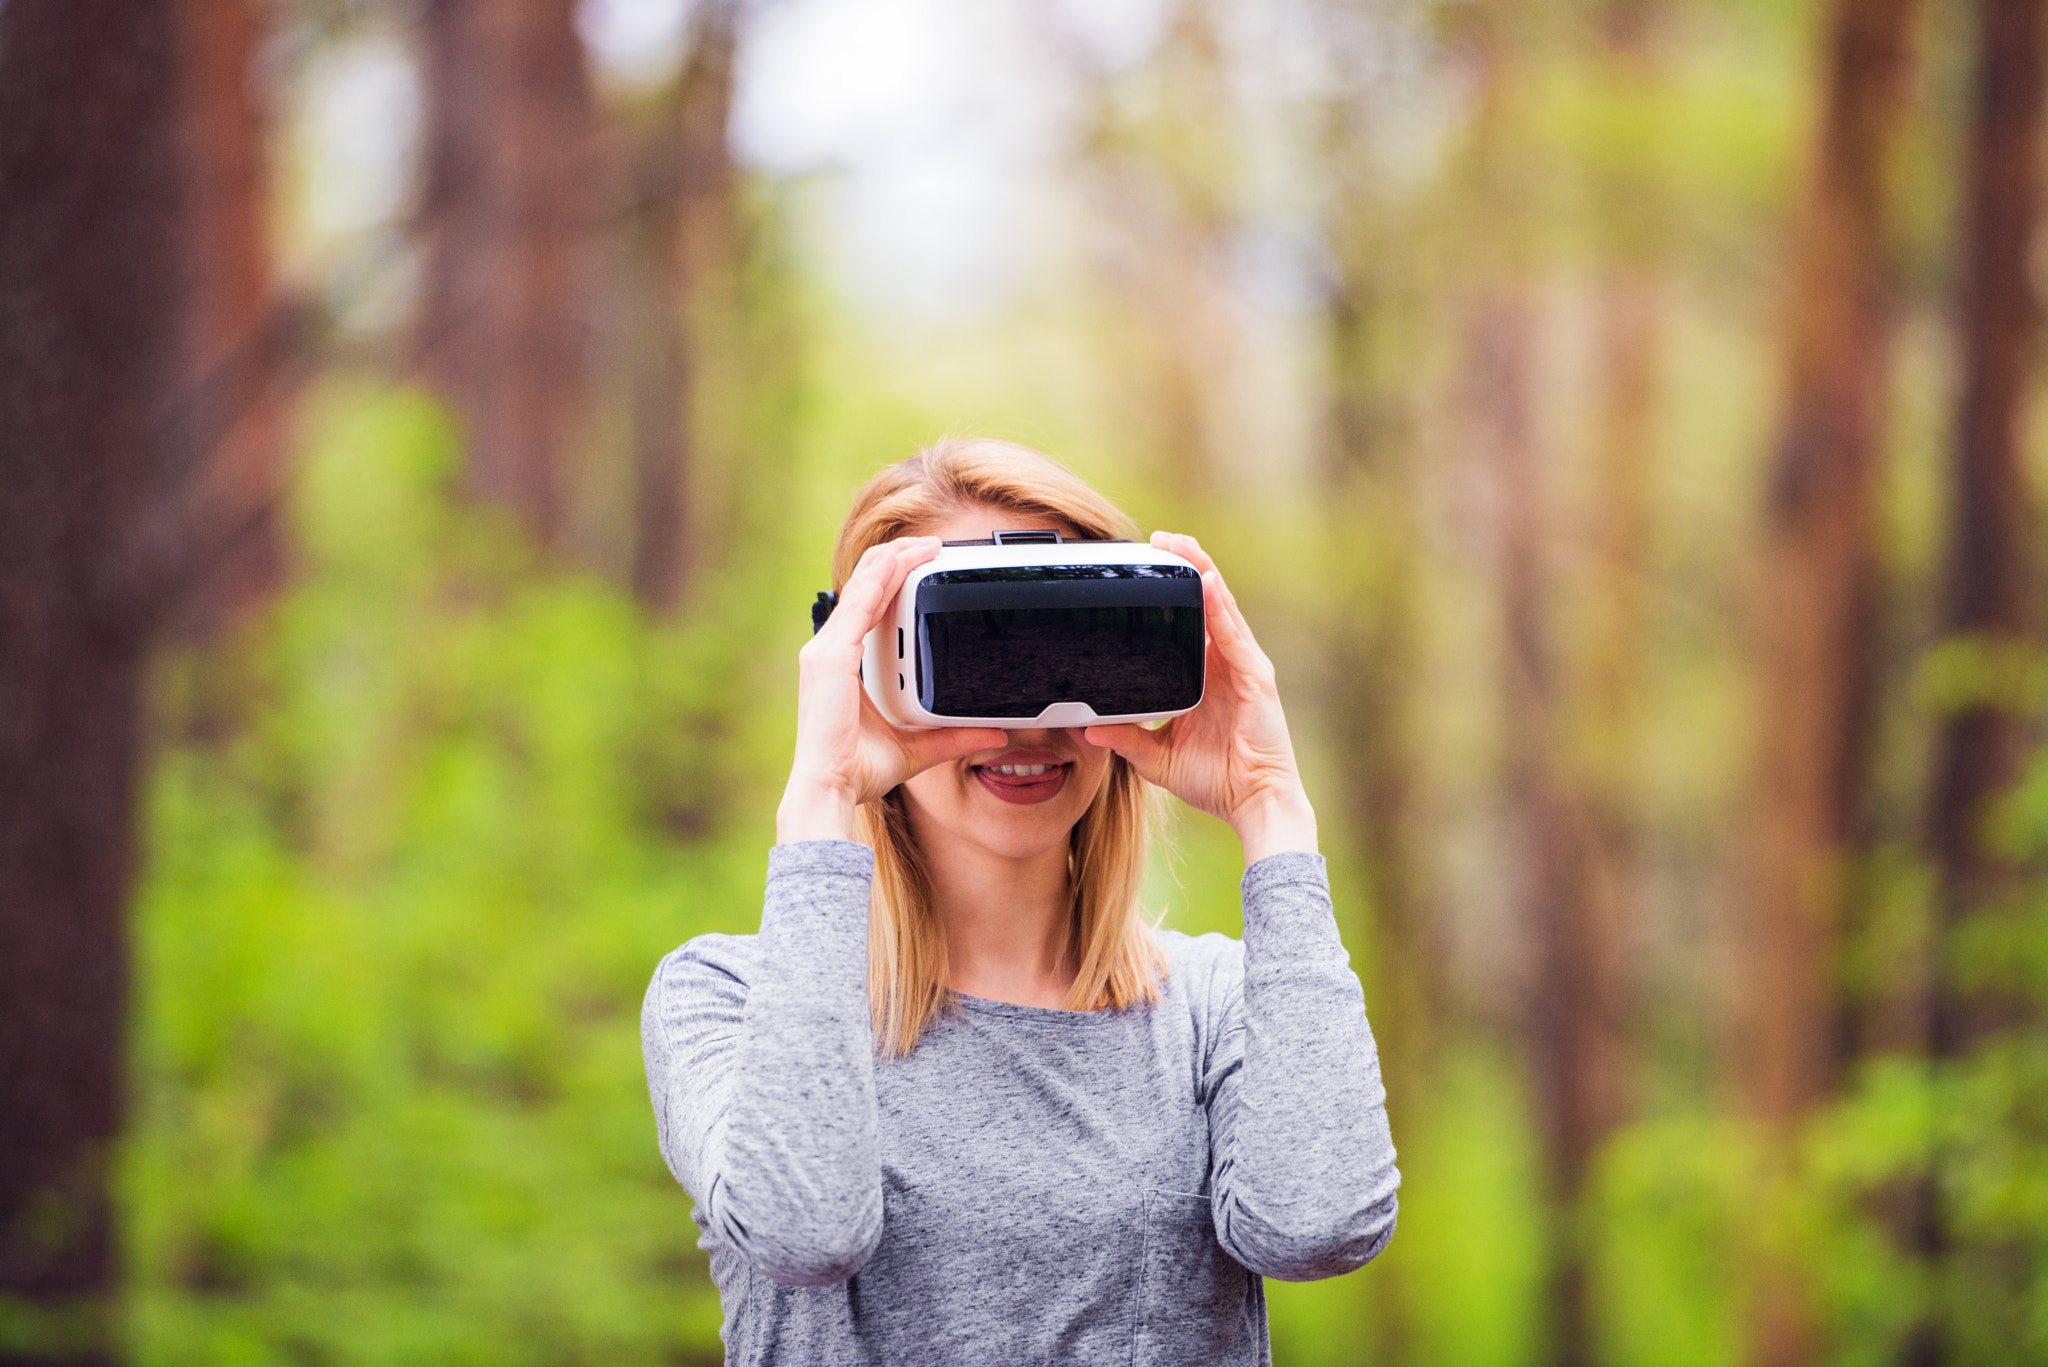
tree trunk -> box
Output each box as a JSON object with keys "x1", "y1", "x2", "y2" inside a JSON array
[
  {"x1": 1928, "y1": 0, "x2": 2042, "y2": 1063},
  {"x1": 1056, "y1": 0, "x2": 1237, "y2": 509},
  {"x1": 1477, "y1": 281, "x2": 1606, "y2": 1367},
  {"x1": 1736, "y1": 0, "x2": 1920, "y2": 1360},
  {"x1": 0, "y1": 1, "x2": 184, "y2": 1361},
  {"x1": 1912, "y1": 1, "x2": 2044, "y2": 1361},
  {"x1": 1310, "y1": 19, "x2": 1434, "y2": 1354},
  {"x1": 629, "y1": 0, "x2": 742, "y2": 613},
  {"x1": 1578, "y1": 257, "x2": 1655, "y2": 1135},
  {"x1": 1534, "y1": 9, "x2": 1664, "y2": 1361},
  {"x1": 1322, "y1": 285, "x2": 1434, "y2": 1100},
  {"x1": 1451, "y1": 6, "x2": 1629, "y2": 1360},
  {"x1": 172, "y1": 0, "x2": 284, "y2": 638},
  {"x1": 413, "y1": 0, "x2": 600, "y2": 548}
]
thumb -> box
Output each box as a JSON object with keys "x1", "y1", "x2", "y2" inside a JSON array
[
  {"x1": 1084, "y1": 723, "x2": 1168, "y2": 782},
  {"x1": 900, "y1": 726, "x2": 1008, "y2": 776}
]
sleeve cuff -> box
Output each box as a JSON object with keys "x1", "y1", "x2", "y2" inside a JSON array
[
  {"x1": 1240, "y1": 851, "x2": 1343, "y2": 962},
  {"x1": 767, "y1": 839, "x2": 876, "y2": 881},
  {"x1": 759, "y1": 840, "x2": 875, "y2": 955},
  {"x1": 1241, "y1": 850, "x2": 1328, "y2": 898}
]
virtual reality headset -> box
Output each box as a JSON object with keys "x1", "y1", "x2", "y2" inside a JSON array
[{"x1": 812, "y1": 530, "x2": 1207, "y2": 729}]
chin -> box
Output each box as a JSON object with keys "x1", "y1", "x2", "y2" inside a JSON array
[{"x1": 963, "y1": 814, "x2": 1081, "y2": 862}]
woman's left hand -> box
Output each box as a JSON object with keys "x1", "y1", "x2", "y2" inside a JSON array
[{"x1": 1084, "y1": 532, "x2": 1318, "y2": 865}]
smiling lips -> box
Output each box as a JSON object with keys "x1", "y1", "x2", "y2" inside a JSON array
[{"x1": 971, "y1": 754, "x2": 1072, "y2": 805}]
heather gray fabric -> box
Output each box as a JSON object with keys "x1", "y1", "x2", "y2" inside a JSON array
[{"x1": 641, "y1": 840, "x2": 1399, "y2": 1367}]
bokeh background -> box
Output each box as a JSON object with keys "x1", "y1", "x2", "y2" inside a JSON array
[{"x1": 2, "y1": 0, "x2": 2045, "y2": 1363}]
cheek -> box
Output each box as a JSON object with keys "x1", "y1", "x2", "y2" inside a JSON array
[
  {"x1": 1066, "y1": 754, "x2": 1115, "y2": 815},
  {"x1": 901, "y1": 765, "x2": 968, "y2": 825}
]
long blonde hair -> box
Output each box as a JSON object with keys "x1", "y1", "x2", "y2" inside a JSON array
[{"x1": 833, "y1": 437, "x2": 1168, "y2": 1056}]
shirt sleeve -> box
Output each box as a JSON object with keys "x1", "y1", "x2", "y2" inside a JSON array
[
  {"x1": 641, "y1": 839, "x2": 884, "y2": 1286},
  {"x1": 1203, "y1": 851, "x2": 1401, "y2": 1281}
]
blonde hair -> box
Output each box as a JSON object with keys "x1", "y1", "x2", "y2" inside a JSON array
[{"x1": 833, "y1": 437, "x2": 1168, "y2": 1056}]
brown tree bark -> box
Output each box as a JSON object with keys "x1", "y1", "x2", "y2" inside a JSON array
[
  {"x1": 1479, "y1": 282, "x2": 1609, "y2": 1367},
  {"x1": 1581, "y1": 0, "x2": 1660, "y2": 1037},
  {"x1": 628, "y1": 0, "x2": 743, "y2": 613},
  {"x1": 1575, "y1": 257, "x2": 1654, "y2": 1145},
  {"x1": 1739, "y1": 0, "x2": 1917, "y2": 1132},
  {"x1": 1452, "y1": 6, "x2": 1631, "y2": 1361},
  {"x1": 1736, "y1": 0, "x2": 1920, "y2": 1362},
  {"x1": 1909, "y1": 2, "x2": 2044, "y2": 1362},
  {"x1": 1321, "y1": 231, "x2": 1434, "y2": 1098},
  {"x1": 172, "y1": 0, "x2": 284, "y2": 637},
  {"x1": 1532, "y1": 12, "x2": 1664, "y2": 1365},
  {"x1": 1928, "y1": 0, "x2": 2042, "y2": 1061},
  {"x1": 413, "y1": 0, "x2": 601, "y2": 548},
  {"x1": 1054, "y1": 0, "x2": 1237, "y2": 508},
  {"x1": 1309, "y1": 7, "x2": 1435, "y2": 1356},
  {"x1": 0, "y1": 1, "x2": 184, "y2": 1361}
]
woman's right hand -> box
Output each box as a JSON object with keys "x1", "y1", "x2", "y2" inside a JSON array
[{"x1": 777, "y1": 536, "x2": 1008, "y2": 843}]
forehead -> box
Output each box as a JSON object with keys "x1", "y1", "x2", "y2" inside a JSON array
[{"x1": 924, "y1": 502, "x2": 1080, "y2": 544}]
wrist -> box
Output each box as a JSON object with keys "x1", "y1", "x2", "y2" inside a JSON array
[
  {"x1": 1231, "y1": 788, "x2": 1318, "y2": 866},
  {"x1": 777, "y1": 774, "x2": 858, "y2": 844}
]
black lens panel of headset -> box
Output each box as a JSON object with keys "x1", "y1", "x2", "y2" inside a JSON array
[{"x1": 913, "y1": 564, "x2": 1204, "y2": 719}]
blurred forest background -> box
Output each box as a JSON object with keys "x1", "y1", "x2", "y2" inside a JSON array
[{"x1": 2, "y1": 0, "x2": 2046, "y2": 1363}]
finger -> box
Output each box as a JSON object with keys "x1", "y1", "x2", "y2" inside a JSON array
[
  {"x1": 1083, "y1": 722, "x2": 1169, "y2": 782},
  {"x1": 898, "y1": 726, "x2": 1009, "y2": 778},
  {"x1": 844, "y1": 537, "x2": 932, "y2": 625},
  {"x1": 820, "y1": 536, "x2": 938, "y2": 651},
  {"x1": 1205, "y1": 571, "x2": 1267, "y2": 674},
  {"x1": 1151, "y1": 532, "x2": 1219, "y2": 651},
  {"x1": 1151, "y1": 529, "x2": 1219, "y2": 577},
  {"x1": 1203, "y1": 570, "x2": 1273, "y2": 683},
  {"x1": 814, "y1": 543, "x2": 896, "y2": 650},
  {"x1": 861, "y1": 535, "x2": 942, "y2": 635}
]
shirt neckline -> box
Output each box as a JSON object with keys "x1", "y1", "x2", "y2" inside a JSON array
[{"x1": 949, "y1": 990, "x2": 1117, "y2": 1025}]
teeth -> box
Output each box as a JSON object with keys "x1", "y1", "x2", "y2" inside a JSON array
[{"x1": 988, "y1": 763, "x2": 1056, "y2": 776}]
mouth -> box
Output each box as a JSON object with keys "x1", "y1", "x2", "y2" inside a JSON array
[{"x1": 970, "y1": 754, "x2": 1073, "y2": 806}]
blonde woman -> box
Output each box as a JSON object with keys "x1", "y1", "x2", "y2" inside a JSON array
[{"x1": 642, "y1": 439, "x2": 1398, "y2": 1365}]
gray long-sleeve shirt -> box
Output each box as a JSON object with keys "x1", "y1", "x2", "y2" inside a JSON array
[{"x1": 641, "y1": 840, "x2": 1399, "y2": 1366}]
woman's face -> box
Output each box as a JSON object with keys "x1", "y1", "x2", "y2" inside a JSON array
[{"x1": 897, "y1": 504, "x2": 1114, "y2": 863}]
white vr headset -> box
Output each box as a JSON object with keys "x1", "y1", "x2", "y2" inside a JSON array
[{"x1": 812, "y1": 530, "x2": 1207, "y2": 729}]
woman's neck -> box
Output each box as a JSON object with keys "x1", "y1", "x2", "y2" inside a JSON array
[{"x1": 919, "y1": 834, "x2": 1077, "y2": 1010}]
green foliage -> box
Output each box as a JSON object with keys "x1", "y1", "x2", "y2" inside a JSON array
[
  {"x1": 1590, "y1": 1116, "x2": 1750, "y2": 1367},
  {"x1": 1386, "y1": 1047, "x2": 1548, "y2": 1367},
  {"x1": 127, "y1": 386, "x2": 768, "y2": 1365},
  {"x1": 1777, "y1": 740, "x2": 2048, "y2": 1367}
]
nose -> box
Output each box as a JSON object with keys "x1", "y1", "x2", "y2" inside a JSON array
[
  {"x1": 1011, "y1": 728, "x2": 1094, "y2": 753},
  {"x1": 1035, "y1": 727, "x2": 1106, "y2": 752}
]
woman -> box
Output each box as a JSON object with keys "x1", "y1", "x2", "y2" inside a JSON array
[{"x1": 642, "y1": 439, "x2": 1398, "y2": 1366}]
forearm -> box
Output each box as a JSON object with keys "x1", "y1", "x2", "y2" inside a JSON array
[
  {"x1": 1231, "y1": 788, "x2": 1318, "y2": 866},
  {"x1": 1213, "y1": 852, "x2": 1399, "y2": 1279},
  {"x1": 697, "y1": 841, "x2": 885, "y2": 1282},
  {"x1": 777, "y1": 776, "x2": 856, "y2": 843}
]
